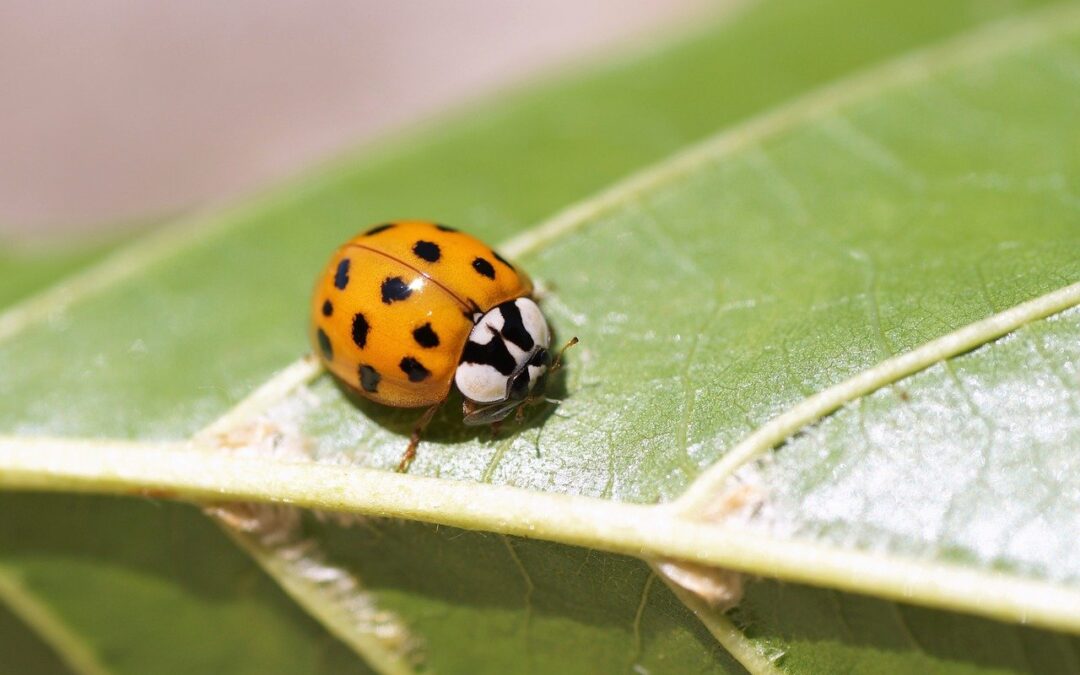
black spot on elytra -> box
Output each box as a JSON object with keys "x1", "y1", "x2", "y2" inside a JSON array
[
  {"x1": 321, "y1": 300, "x2": 333, "y2": 317},
  {"x1": 317, "y1": 328, "x2": 333, "y2": 361},
  {"x1": 381, "y1": 276, "x2": 412, "y2": 304},
  {"x1": 359, "y1": 364, "x2": 380, "y2": 392},
  {"x1": 412, "y1": 240, "x2": 441, "y2": 263},
  {"x1": 400, "y1": 357, "x2": 431, "y2": 382},
  {"x1": 492, "y1": 250, "x2": 514, "y2": 270},
  {"x1": 434, "y1": 223, "x2": 457, "y2": 232},
  {"x1": 461, "y1": 334, "x2": 516, "y2": 375},
  {"x1": 351, "y1": 312, "x2": 369, "y2": 348},
  {"x1": 497, "y1": 300, "x2": 534, "y2": 351},
  {"x1": 334, "y1": 259, "x2": 350, "y2": 289},
  {"x1": 364, "y1": 223, "x2": 395, "y2": 236},
  {"x1": 412, "y1": 323, "x2": 440, "y2": 348},
  {"x1": 472, "y1": 257, "x2": 496, "y2": 279}
]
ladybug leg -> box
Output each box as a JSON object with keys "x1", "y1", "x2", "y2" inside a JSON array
[
  {"x1": 397, "y1": 402, "x2": 441, "y2": 473},
  {"x1": 490, "y1": 420, "x2": 503, "y2": 438},
  {"x1": 508, "y1": 339, "x2": 577, "y2": 426}
]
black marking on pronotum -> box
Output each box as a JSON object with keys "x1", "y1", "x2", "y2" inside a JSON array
[
  {"x1": 497, "y1": 300, "x2": 534, "y2": 351},
  {"x1": 412, "y1": 323, "x2": 440, "y2": 348},
  {"x1": 352, "y1": 312, "x2": 369, "y2": 348},
  {"x1": 472, "y1": 257, "x2": 496, "y2": 279},
  {"x1": 321, "y1": 300, "x2": 333, "y2": 317},
  {"x1": 359, "y1": 364, "x2": 380, "y2": 392},
  {"x1": 334, "y1": 259, "x2": 350, "y2": 289},
  {"x1": 492, "y1": 250, "x2": 514, "y2": 270},
  {"x1": 381, "y1": 276, "x2": 412, "y2": 304},
  {"x1": 364, "y1": 223, "x2": 395, "y2": 236},
  {"x1": 461, "y1": 335, "x2": 516, "y2": 376},
  {"x1": 399, "y1": 357, "x2": 431, "y2": 382},
  {"x1": 434, "y1": 223, "x2": 457, "y2": 232},
  {"x1": 317, "y1": 328, "x2": 333, "y2": 361},
  {"x1": 412, "y1": 240, "x2": 441, "y2": 263},
  {"x1": 508, "y1": 368, "x2": 531, "y2": 400},
  {"x1": 528, "y1": 347, "x2": 549, "y2": 368}
]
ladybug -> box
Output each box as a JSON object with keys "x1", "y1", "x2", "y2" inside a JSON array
[{"x1": 310, "y1": 220, "x2": 575, "y2": 471}]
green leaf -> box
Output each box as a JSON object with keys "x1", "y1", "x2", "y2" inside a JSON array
[
  {"x1": 739, "y1": 308, "x2": 1080, "y2": 582},
  {"x1": 312, "y1": 519, "x2": 744, "y2": 675},
  {"x1": 0, "y1": 494, "x2": 368, "y2": 675},
  {"x1": 0, "y1": 239, "x2": 123, "y2": 308},
  {"x1": 1, "y1": 0, "x2": 1065, "y2": 439},
  {"x1": 0, "y1": 589, "x2": 72, "y2": 675},
  {"x1": 3, "y1": 1, "x2": 1080, "y2": 673},
  {"x1": 731, "y1": 581, "x2": 1080, "y2": 674}
]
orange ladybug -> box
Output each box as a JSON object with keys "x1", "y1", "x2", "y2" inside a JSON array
[{"x1": 310, "y1": 220, "x2": 574, "y2": 470}]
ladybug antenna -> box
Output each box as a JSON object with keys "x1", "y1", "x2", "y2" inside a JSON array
[{"x1": 549, "y1": 337, "x2": 579, "y2": 374}]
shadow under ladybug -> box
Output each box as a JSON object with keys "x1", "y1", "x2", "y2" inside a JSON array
[{"x1": 332, "y1": 335, "x2": 576, "y2": 470}]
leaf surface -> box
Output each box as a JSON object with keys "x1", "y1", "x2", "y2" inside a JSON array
[
  {"x1": 0, "y1": 494, "x2": 367, "y2": 675},
  {"x1": 2, "y1": 1, "x2": 1080, "y2": 673},
  {"x1": 0, "y1": 239, "x2": 124, "y2": 308}
]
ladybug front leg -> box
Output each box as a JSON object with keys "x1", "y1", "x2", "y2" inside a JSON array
[{"x1": 397, "y1": 402, "x2": 442, "y2": 473}]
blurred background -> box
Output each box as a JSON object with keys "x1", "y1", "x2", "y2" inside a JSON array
[{"x1": 0, "y1": 0, "x2": 710, "y2": 244}]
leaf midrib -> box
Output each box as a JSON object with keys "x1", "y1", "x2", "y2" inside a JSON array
[{"x1": 7, "y1": 412, "x2": 1080, "y2": 636}]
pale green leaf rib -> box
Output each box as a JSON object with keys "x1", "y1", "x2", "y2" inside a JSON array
[
  {"x1": 212, "y1": 516, "x2": 418, "y2": 675},
  {"x1": 674, "y1": 280, "x2": 1080, "y2": 514},
  {"x1": 0, "y1": 599, "x2": 74, "y2": 675},
  {"x1": 0, "y1": 201, "x2": 274, "y2": 346},
  {"x1": 496, "y1": 1, "x2": 1080, "y2": 268},
  {"x1": 654, "y1": 569, "x2": 783, "y2": 675},
  {"x1": 0, "y1": 492, "x2": 371, "y2": 675},
  {"x1": 0, "y1": 568, "x2": 109, "y2": 675},
  {"x1": 0, "y1": 239, "x2": 125, "y2": 311},
  {"x1": 736, "y1": 307, "x2": 1080, "y2": 583},
  {"x1": 192, "y1": 361, "x2": 419, "y2": 675},
  {"x1": 5, "y1": 426, "x2": 1080, "y2": 634}
]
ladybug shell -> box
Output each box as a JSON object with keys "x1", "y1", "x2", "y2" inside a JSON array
[{"x1": 310, "y1": 221, "x2": 533, "y2": 408}]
